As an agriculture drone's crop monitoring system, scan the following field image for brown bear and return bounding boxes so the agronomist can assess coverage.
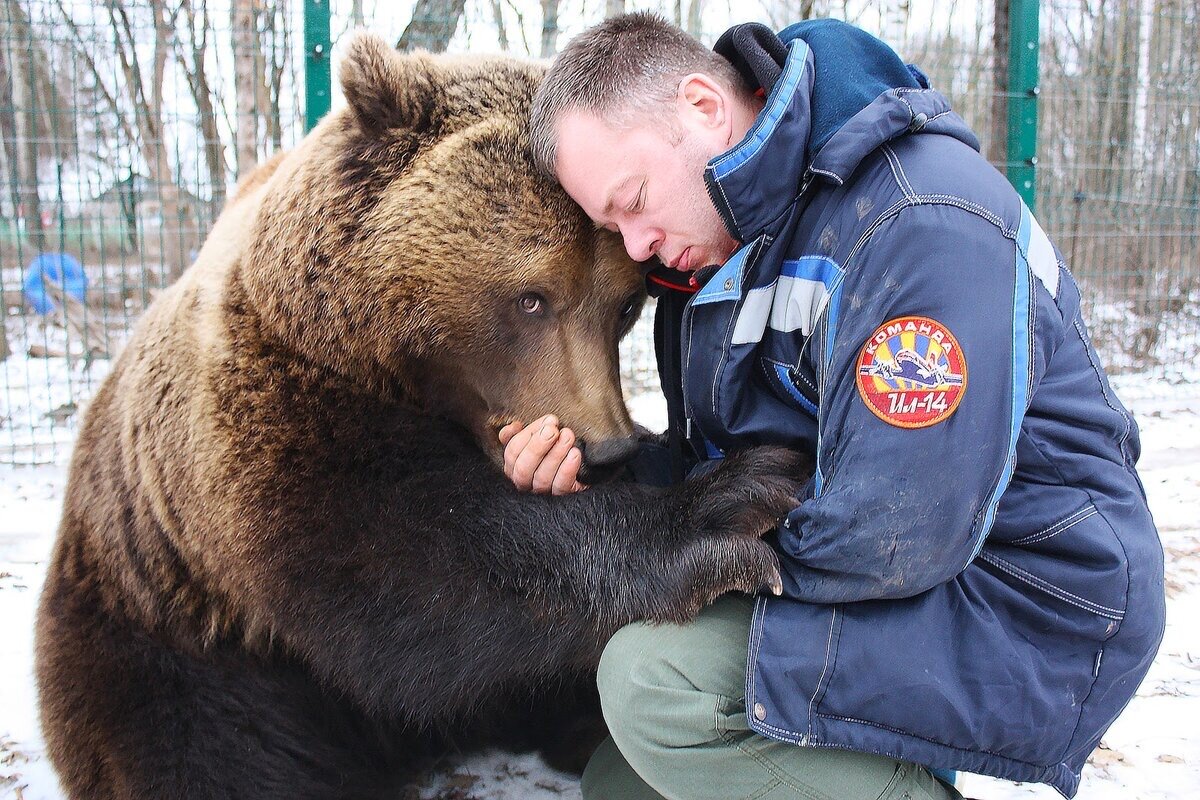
[34,34,805,799]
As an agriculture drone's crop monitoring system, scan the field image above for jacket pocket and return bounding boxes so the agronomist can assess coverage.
[813,509,1127,768]
[1008,502,1098,547]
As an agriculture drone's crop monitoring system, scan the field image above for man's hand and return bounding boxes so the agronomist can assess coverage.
[499,415,587,495]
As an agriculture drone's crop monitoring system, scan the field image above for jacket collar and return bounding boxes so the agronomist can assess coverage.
[703,39,814,245]
[703,41,981,245]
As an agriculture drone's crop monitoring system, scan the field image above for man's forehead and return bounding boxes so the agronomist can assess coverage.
[554,113,627,217]
[556,111,660,219]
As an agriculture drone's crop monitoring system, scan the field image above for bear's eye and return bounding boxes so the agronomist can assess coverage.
[619,294,640,320]
[518,292,546,316]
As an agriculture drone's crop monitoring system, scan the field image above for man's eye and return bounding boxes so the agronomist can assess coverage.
[629,184,646,213]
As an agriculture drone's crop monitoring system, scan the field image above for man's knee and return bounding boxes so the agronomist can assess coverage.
[595,621,667,746]
[596,596,754,754]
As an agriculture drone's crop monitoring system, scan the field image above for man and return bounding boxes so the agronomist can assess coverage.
[500,13,1165,800]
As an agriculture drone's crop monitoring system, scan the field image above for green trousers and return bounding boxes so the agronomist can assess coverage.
[580,595,963,800]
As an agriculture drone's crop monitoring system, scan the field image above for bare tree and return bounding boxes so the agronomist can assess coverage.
[232,0,258,178]
[492,0,509,51]
[0,0,56,253]
[266,1,289,154]
[177,0,227,215]
[686,0,704,38]
[101,0,189,281]
[989,0,1009,165]
[396,0,466,53]
[540,0,559,57]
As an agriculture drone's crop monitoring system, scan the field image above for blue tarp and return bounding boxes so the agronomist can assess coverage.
[23,253,87,315]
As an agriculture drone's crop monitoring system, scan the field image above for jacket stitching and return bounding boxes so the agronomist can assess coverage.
[763,357,819,416]
[806,606,839,734]
[1058,503,1134,758]
[770,357,819,394]
[1010,505,1098,546]
[745,596,767,723]
[882,144,916,198]
[753,711,1062,780]
[1072,316,1134,469]
[810,712,1059,767]
[745,597,781,745]
[1028,261,1037,406]
[714,176,742,235]
[684,296,698,423]
[809,166,843,183]
[979,551,1125,618]
[710,240,762,420]
[889,145,917,196]
[844,194,1015,270]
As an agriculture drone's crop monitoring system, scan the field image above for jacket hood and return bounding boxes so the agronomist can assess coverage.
[705,19,981,243]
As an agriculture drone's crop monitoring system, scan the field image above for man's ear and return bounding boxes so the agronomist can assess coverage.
[676,73,729,132]
[340,33,438,133]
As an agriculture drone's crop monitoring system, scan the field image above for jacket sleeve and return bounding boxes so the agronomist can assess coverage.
[776,202,1037,603]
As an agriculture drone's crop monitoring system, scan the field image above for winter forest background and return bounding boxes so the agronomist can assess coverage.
[1,2,1198,799]
[1,0,1198,465]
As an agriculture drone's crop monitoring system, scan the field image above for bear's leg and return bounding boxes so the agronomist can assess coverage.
[461,675,607,776]
[37,574,425,800]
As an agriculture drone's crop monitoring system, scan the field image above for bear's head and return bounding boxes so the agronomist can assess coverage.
[239,34,646,480]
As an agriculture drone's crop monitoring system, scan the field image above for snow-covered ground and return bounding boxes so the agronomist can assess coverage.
[2,392,1198,799]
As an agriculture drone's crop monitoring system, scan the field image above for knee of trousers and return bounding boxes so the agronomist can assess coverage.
[596,621,707,756]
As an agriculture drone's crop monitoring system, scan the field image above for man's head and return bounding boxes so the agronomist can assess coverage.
[529,13,761,271]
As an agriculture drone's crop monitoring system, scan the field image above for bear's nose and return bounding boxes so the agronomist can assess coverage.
[575,436,640,484]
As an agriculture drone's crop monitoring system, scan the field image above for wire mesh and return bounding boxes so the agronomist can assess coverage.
[1,0,1197,464]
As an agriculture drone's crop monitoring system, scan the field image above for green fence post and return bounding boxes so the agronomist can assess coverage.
[1006,0,1039,212]
[304,0,332,132]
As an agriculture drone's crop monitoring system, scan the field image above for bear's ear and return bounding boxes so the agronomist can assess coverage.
[340,33,437,133]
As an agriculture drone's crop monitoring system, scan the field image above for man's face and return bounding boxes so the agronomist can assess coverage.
[554,109,739,272]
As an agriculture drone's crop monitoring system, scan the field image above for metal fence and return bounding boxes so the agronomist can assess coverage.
[2,0,1197,464]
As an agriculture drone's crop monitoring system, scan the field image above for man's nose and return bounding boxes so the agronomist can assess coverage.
[622,223,661,263]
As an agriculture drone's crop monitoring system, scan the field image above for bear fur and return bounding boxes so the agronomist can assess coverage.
[34,35,805,799]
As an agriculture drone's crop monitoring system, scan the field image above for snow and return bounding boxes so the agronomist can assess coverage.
[2,395,1198,799]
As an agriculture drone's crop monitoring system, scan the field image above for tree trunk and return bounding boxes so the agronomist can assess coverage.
[2,0,46,252]
[105,0,187,281]
[492,0,508,51]
[232,0,258,178]
[540,0,559,58]
[178,0,226,217]
[686,0,703,38]
[151,1,186,281]
[989,0,1009,166]
[264,2,287,154]
[396,0,466,53]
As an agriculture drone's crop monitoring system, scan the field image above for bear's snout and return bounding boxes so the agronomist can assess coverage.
[576,436,640,484]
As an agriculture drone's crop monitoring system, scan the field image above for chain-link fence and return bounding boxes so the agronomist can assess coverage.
[2,0,1197,464]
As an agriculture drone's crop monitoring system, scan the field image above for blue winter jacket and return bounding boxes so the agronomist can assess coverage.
[673,20,1166,797]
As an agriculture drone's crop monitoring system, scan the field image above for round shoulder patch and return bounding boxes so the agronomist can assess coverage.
[855,316,967,429]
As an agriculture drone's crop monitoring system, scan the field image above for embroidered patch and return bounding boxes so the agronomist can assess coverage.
[855,316,966,428]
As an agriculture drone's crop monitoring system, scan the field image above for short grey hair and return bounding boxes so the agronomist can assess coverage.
[529,12,747,177]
